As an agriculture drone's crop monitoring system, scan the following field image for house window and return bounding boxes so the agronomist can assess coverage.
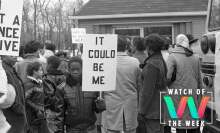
[144,26,172,41]
[115,29,140,36]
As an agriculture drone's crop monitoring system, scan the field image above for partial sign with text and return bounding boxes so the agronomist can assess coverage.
[0,0,23,56]
[71,28,86,44]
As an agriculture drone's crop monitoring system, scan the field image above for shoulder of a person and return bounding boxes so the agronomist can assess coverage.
[143,61,159,72]
[128,56,140,65]
[15,60,23,67]
[167,53,177,61]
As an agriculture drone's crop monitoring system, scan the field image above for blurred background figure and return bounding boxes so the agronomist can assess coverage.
[161,37,171,62]
[133,37,148,64]
[43,43,56,60]
[56,51,69,75]
[15,40,43,83]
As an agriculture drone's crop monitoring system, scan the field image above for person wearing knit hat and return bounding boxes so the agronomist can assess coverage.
[166,34,202,133]
[175,34,193,57]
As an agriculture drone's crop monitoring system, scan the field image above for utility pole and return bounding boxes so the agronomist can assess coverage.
[33,0,37,40]
[0,0,2,10]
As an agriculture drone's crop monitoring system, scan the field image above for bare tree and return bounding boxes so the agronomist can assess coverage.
[39,0,50,43]
[45,3,57,41]
[21,0,33,44]
[33,0,41,40]
[20,0,86,50]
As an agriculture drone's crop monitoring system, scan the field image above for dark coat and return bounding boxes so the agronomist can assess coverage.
[2,61,27,133]
[24,78,49,133]
[64,80,98,132]
[139,52,167,119]
[43,74,65,133]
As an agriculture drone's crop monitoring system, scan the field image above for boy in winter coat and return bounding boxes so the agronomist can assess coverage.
[64,57,105,133]
[24,62,49,133]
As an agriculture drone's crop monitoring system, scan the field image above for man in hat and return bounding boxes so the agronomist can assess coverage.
[186,34,199,47]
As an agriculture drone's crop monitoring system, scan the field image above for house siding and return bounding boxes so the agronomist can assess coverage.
[77,15,206,40]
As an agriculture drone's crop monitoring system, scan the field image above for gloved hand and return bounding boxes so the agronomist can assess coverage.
[94,97,106,113]
[36,110,44,119]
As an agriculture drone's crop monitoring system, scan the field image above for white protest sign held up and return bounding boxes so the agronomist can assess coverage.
[0,0,23,56]
[82,34,118,91]
[71,28,86,43]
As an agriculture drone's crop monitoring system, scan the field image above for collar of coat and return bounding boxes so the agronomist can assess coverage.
[27,76,42,84]
[171,46,193,56]
[140,52,163,69]
[24,53,39,59]
[117,52,128,56]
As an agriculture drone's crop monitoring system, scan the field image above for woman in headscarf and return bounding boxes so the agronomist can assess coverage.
[166,34,202,133]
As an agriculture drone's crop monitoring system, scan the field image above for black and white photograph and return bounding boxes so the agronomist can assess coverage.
[0,0,220,133]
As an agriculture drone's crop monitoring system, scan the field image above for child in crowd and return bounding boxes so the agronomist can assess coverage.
[63,57,105,133]
[24,62,49,133]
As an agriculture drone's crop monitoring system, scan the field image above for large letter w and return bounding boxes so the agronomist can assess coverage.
[163,96,209,119]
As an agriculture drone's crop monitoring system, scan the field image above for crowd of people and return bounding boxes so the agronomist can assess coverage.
[0,33,202,133]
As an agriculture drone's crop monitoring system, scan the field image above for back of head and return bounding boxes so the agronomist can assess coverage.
[24,40,41,54]
[117,36,129,52]
[176,34,189,48]
[161,37,171,50]
[45,43,56,53]
[145,34,164,53]
[47,56,61,71]
[133,37,146,52]
[55,51,67,58]
[26,62,41,76]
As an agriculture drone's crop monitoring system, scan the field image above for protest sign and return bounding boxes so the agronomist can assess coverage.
[82,34,118,91]
[71,28,86,43]
[0,0,23,56]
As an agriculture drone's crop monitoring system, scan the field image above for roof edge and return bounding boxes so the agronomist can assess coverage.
[69,11,207,20]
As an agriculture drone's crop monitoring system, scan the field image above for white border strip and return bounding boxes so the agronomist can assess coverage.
[70,11,207,20]
[160,91,167,124]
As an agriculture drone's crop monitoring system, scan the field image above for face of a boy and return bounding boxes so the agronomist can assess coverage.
[69,62,82,79]
[34,66,43,79]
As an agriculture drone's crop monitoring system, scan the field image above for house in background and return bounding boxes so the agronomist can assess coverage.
[72,0,208,43]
